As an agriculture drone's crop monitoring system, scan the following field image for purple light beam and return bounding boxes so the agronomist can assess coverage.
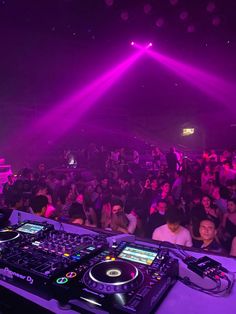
[3,50,144,162]
[147,49,236,109]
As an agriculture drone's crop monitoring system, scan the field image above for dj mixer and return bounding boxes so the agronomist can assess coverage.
[0,220,179,313]
[0,220,107,298]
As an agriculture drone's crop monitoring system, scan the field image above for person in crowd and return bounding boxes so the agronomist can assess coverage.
[196,218,223,253]
[54,190,69,221]
[146,200,167,238]
[0,194,17,227]
[189,194,206,241]
[152,207,192,247]
[128,177,142,200]
[56,184,77,222]
[133,149,140,165]
[7,193,24,212]
[110,149,120,166]
[37,163,46,178]
[124,200,137,235]
[68,202,86,225]
[171,171,183,202]
[173,147,182,171]
[141,176,159,219]
[201,195,221,227]
[100,176,110,194]
[226,179,236,198]
[44,203,56,218]
[35,183,53,204]
[220,150,232,163]
[118,176,130,196]
[201,164,215,193]
[232,159,236,173]
[3,174,16,200]
[153,181,174,208]
[219,160,236,185]
[84,195,97,227]
[101,192,112,229]
[211,184,230,214]
[152,147,162,170]
[219,198,236,251]
[208,149,218,163]
[110,199,137,234]
[230,236,236,256]
[131,198,146,237]
[34,183,56,218]
[166,147,179,178]
[30,195,48,217]
[110,199,129,233]
[202,150,210,163]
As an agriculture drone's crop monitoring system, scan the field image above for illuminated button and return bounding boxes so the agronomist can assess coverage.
[66,272,77,279]
[215,275,220,280]
[76,253,80,257]
[64,253,70,257]
[111,257,116,261]
[105,256,111,260]
[72,255,81,261]
[157,276,161,280]
[56,277,68,285]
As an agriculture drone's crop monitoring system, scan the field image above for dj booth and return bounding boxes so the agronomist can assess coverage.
[0,210,235,314]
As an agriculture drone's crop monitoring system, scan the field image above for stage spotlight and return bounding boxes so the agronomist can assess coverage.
[145,42,153,49]
[130,41,153,50]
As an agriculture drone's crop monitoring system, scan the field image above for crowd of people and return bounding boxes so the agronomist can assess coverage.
[0,145,236,257]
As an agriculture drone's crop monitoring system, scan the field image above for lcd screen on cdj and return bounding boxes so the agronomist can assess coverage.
[118,246,157,266]
[16,223,44,234]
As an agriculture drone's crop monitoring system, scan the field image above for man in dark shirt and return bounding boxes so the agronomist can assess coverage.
[195,219,223,253]
[141,177,159,221]
[146,200,167,238]
[166,147,179,173]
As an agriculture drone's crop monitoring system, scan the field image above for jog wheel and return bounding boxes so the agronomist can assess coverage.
[0,231,20,243]
[83,260,143,294]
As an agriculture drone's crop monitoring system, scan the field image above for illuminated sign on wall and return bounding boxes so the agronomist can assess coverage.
[182,128,195,136]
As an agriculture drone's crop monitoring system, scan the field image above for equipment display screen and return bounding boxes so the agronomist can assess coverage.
[16,223,44,234]
[118,246,157,266]
[87,246,95,251]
